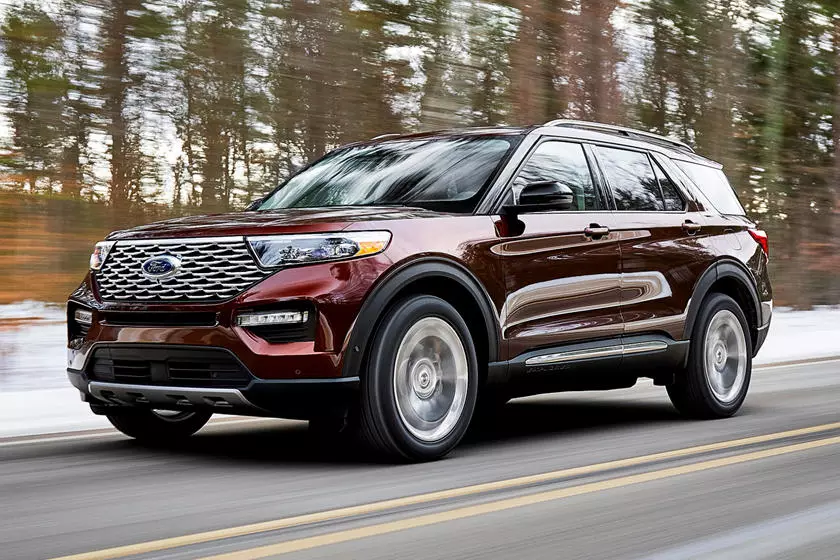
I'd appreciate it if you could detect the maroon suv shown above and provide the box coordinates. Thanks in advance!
[67,120,772,460]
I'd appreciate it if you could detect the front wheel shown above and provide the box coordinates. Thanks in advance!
[107,410,212,442]
[668,293,752,418]
[356,295,478,461]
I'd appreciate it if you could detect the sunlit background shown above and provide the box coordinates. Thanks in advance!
[0,0,838,306]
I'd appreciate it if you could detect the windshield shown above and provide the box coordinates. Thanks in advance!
[258,136,515,213]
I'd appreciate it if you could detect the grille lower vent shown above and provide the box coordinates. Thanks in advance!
[245,324,313,344]
[95,238,270,303]
[87,346,252,388]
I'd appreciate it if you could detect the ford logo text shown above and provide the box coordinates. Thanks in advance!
[141,255,182,280]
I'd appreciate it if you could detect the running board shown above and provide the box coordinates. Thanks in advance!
[525,341,668,367]
[486,335,688,393]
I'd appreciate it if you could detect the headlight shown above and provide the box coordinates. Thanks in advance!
[89,241,116,270]
[247,231,391,268]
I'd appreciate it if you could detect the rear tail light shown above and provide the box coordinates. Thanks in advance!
[748,229,769,257]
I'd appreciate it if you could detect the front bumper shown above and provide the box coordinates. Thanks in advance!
[68,367,359,420]
[67,253,393,382]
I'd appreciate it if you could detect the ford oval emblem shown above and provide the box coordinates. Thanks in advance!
[141,254,182,280]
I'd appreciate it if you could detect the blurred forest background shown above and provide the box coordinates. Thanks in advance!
[0,0,838,306]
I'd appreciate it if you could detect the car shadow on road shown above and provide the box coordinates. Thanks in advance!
[462,396,682,446]
[97,394,682,465]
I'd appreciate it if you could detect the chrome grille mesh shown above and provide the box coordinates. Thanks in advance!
[95,238,269,302]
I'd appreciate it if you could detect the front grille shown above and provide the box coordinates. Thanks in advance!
[87,346,253,388]
[95,238,270,302]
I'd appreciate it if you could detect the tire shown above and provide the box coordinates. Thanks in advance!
[106,410,212,442]
[356,295,479,461]
[668,292,753,418]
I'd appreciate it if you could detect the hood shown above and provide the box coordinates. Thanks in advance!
[107,206,445,240]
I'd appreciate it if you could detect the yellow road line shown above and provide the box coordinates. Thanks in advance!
[203,434,840,559]
[51,421,840,560]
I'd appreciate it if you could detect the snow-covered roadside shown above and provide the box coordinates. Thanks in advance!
[1,302,839,438]
[753,307,840,365]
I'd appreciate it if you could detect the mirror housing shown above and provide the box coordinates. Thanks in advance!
[504,181,574,216]
[246,196,266,211]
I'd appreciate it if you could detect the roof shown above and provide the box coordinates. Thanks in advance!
[363,121,721,167]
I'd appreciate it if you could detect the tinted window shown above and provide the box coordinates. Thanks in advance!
[259,136,514,213]
[675,161,745,215]
[597,147,663,211]
[654,162,684,211]
[513,141,598,210]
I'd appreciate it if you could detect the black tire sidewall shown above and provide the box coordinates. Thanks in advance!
[364,295,479,460]
[688,293,753,416]
[107,410,212,441]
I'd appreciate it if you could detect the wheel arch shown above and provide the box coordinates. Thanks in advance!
[684,259,761,351]
[340,257,501,381]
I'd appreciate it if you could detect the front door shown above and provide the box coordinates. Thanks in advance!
[494,140,623,360]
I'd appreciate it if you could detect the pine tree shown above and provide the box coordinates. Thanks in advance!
[1,4,68,192]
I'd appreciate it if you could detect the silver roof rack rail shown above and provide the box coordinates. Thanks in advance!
[370,133,402,141]
[543,119,695,153]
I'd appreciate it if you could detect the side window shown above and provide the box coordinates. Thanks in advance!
[512,141,598,211]
[654,162,685,211]
[675,161,746,216]
[596,146,662,211]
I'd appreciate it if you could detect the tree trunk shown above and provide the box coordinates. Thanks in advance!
[102,0,131,211]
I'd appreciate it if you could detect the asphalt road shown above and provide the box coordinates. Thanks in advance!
[3,359,840,560]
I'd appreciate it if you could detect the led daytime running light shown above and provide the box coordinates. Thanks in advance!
[237,310,309,327]
[74,309,93,325]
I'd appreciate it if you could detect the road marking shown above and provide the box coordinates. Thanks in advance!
[0,417,277,448]
[754,356,840,370]
[201,434,840,560]
[50,421,840,560]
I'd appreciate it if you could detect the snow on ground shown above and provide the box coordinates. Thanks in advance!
[1,302,839,438]
[754,307,840,365]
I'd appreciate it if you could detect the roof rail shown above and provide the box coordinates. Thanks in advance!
[370,133,402,141]
[543,119,695,153]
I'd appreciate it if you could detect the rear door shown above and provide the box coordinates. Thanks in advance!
[591,145,713,343]
[495,140,623,359]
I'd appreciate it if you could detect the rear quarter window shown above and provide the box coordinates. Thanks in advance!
[675,161,745,216]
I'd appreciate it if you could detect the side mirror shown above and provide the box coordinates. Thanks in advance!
[246,196,266,211]
[504,181,574,216]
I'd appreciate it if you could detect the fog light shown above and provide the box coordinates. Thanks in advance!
[74,309,93,325]
[236,310,308,327]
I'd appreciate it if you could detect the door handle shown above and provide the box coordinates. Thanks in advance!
[682,220,702,235]
[584,224,610,238]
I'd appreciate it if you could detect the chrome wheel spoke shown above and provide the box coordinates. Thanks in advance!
[703,309,747,404]
[393,317,468,442]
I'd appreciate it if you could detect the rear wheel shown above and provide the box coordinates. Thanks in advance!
[668,293,752,418]
[356,295,478,461]
[107,410,212,442]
